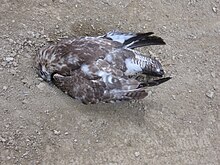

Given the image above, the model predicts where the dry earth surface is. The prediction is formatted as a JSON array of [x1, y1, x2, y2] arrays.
[[0, 0, 220, 164]]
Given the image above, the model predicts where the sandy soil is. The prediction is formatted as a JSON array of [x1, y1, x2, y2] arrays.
[[0, 0, 219, 164]]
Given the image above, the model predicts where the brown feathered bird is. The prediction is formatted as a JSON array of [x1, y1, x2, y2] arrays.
[[35, 31, 171, 104]]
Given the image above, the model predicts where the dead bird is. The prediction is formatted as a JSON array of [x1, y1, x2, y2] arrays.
[[35, 31, 171, 104]]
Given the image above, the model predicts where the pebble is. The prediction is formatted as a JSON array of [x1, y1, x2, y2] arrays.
[[3, 86, 8, 90], [206, 90, 214, 99], [134, 151, 140, 157], [212, 7, 217, 13], [0, 136, 6, 142], [53, 130, 60, 135], [5, 57, 14, 62], [22, 99, 29, 104], [36, 82, 46, 90], [172, 95, 176, 100], [148, 90, 152, 96]]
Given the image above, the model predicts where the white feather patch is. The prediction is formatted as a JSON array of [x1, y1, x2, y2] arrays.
[[104, 54, 113, 62], [124, 58, 142, 75], [106, 31, 135, 43], [81, 64, 90, 75]]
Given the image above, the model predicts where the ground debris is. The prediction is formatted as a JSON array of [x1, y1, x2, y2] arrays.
[[36, 82, 46, 90], [206, 90, 214, 99]]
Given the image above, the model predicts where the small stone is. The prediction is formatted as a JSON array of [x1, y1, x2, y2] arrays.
[[64, 132, 69, 135], [172, 95, 176, 100], [0, 136, 6, 142], [22, 100, 28, 104], [36, 82, 46, 90], [212, 7, 217, 13], [45, 110, 49, 114], [3, 86, 8, 90], [134, 151, 140, 157], [5, 57, 14, 62], [148, 91, 152, 96], [53, 130, 60, 135], [206, 90, 214, 99]]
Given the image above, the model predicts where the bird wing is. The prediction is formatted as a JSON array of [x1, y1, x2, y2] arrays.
[[104, 31, 166, 49], [52, 71, 148, 104]]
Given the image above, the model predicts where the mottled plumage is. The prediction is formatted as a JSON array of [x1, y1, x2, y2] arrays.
[[35, 31, 171, 104]]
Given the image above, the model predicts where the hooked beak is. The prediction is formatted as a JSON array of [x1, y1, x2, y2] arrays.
[[38, 70, 52, 82]]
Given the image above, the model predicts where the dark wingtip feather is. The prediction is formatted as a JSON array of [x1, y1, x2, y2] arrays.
[[147, 77, 171, 86], [123, 32, 166, 49], [149, 36, 166, 45], [139, 77, 171, 88]]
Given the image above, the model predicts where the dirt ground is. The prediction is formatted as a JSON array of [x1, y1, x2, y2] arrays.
[[0, 0, 219, 164]]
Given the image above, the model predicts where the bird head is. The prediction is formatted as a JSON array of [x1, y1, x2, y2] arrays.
[[144, 58, 165, 77], [35, 60, 52, 82], [34, 54, 55, 82]]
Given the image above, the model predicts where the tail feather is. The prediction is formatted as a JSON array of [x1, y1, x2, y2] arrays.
[[104, 31, 166, 49], [139, 77, 171, 88]]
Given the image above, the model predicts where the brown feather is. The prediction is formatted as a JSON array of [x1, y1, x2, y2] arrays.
[[35, 32, 170, 104]]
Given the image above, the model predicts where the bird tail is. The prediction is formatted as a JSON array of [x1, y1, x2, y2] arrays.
[[104, 31, 166, 49]]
